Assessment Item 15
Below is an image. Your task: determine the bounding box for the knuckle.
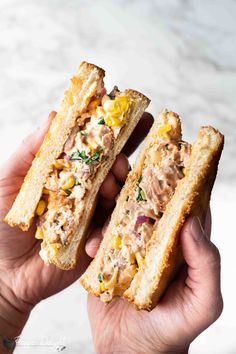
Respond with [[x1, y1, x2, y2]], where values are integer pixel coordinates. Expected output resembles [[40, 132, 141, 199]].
[[205, 243, 221, 270]]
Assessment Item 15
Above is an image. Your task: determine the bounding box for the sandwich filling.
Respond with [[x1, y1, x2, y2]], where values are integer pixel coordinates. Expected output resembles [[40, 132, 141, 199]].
[[35, 85, 132, 260], [98, 121, 191, 301]]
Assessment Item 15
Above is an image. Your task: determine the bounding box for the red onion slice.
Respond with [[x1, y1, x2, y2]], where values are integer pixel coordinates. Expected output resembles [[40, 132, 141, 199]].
[[136, 215, 149, 225]]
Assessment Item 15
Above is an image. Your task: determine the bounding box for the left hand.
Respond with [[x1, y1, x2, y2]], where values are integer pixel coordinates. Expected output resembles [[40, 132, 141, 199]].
[[0, 111, 153, 338]]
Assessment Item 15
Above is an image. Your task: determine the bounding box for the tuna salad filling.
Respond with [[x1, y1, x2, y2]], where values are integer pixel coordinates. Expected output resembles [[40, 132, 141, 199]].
[[98, 123, 191, 301], [35, 85, 132, 258]]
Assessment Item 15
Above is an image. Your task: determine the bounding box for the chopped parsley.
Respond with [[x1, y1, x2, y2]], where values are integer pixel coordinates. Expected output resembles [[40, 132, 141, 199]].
[[125, 196, 129, 202], [75, 179, 81, 186], [165, 144, 169, 150], [137, 188, 146, 202], [65, 189, 72, 196], [98, 117, 105, 125], [80, 131, 88, 137], [53, 219, 60, 225], [98, 273, 104, 283], [136, 175, 146, 202], [70, 149, 103, 165], [137, 175, 142, 185]]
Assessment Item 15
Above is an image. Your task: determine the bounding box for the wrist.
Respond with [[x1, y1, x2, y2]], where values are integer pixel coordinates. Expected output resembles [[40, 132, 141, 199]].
[[0, 290, 32, 352], [95, 340, 189, 354]]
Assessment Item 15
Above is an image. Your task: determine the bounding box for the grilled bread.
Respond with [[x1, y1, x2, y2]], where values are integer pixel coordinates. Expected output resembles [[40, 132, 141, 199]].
[[4, 62, 150, 270], [80, 110, 224, 310]]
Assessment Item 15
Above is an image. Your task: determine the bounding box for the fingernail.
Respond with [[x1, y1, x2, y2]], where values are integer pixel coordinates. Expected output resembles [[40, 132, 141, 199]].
[[190, 216, 205, 241]]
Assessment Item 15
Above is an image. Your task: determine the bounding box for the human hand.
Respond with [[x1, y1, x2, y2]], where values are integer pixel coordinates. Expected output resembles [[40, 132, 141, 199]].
[[0, 111, 154, 338], [87, 212, 223, 354]]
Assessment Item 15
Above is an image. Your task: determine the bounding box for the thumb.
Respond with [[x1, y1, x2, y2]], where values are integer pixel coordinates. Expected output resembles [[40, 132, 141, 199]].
[[181, 216, 223, 320], [2, 111, 56, 179]]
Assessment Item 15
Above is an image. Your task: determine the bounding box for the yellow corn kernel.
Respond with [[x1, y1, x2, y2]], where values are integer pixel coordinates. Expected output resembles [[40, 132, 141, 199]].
[[88, 98, 101, 110], [54, 159, 64, 169], [36, 200, 47, 216], [112, 235, 122, 250], [62, 176, 75, 190], [135, 252, 144, 268], [103, 99, 116, 112], [103, 96, 130, 113], [65, 90, 74, 105], [50, 243, 62, 255], [158, 123, 172, 136], [100, 281, 106, 292], [59, 189, 68, 196], [116, 96, 130, 112], [149, 150, 161, 164], [54, 159, 71, 170], [35, 227, 44, 240], [105, 115, 125, 127], [70, 76, 79, 86], [42, 187, 50, 195]]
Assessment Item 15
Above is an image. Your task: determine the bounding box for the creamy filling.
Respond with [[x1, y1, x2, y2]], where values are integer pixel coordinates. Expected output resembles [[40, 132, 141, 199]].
[[98, 127, 191, 301], [35, 86, 132, 257]]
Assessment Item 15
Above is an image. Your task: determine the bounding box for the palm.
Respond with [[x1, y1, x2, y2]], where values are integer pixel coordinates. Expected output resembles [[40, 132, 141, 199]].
[[88, 272, 192, 353], [0, 173, 91, 307]]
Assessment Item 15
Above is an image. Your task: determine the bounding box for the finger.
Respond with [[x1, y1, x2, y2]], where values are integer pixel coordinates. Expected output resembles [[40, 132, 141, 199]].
[[99, 172, 121, 200], [85, 227, 103, 258], [122, 112, 154, 157], [3, 112, 56, 178], [99, 196, 116, 210], [181, 216, 223, 311], [204, 207, 212, 239], [111, 153, 129, 184]]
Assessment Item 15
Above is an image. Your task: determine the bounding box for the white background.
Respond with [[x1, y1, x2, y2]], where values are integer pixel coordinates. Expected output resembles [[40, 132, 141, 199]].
[[0, 0, 235, 353]]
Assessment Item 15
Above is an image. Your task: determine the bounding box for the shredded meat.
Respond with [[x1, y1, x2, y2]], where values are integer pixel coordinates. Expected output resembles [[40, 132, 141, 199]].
[[99, 135, 191, 297]]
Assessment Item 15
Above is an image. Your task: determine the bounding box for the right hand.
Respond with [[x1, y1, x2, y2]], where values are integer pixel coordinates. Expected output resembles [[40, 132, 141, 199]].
[[87, 212, 223, 354]]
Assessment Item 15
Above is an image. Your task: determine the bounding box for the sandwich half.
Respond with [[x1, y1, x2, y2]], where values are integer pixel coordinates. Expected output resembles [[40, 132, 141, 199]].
[[80, 110, 224, 310], [4, 61, 150, 270]]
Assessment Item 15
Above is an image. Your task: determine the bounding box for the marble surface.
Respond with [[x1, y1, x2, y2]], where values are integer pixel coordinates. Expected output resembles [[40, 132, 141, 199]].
[[0, 0, 235, 353]]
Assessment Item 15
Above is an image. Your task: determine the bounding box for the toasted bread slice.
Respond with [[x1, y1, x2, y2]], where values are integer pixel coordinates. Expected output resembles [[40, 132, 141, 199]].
[[124, 125, 224, 309], [80, 111, 183, 295], [43, 89, 149, 269], [80, 111, 224, 310], [4, 62, 150, 270], [5, 62, 105, 231]]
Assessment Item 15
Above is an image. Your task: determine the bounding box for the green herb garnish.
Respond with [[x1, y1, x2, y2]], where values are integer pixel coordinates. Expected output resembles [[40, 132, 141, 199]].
[[137, 175, 142, 185], [165, 144, 169, 150], [98, 117, 105, 125], [98, 273, 104, 283], [125, 196, 129, 202], [75, 179, 81, 186], [53, 219, 60, 225], [70, 150, 103, 165], [137, 188, 146, 201], [136, 175, 146, 202], [80, 131, 88, 137], [65, 189, 72, 196]]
